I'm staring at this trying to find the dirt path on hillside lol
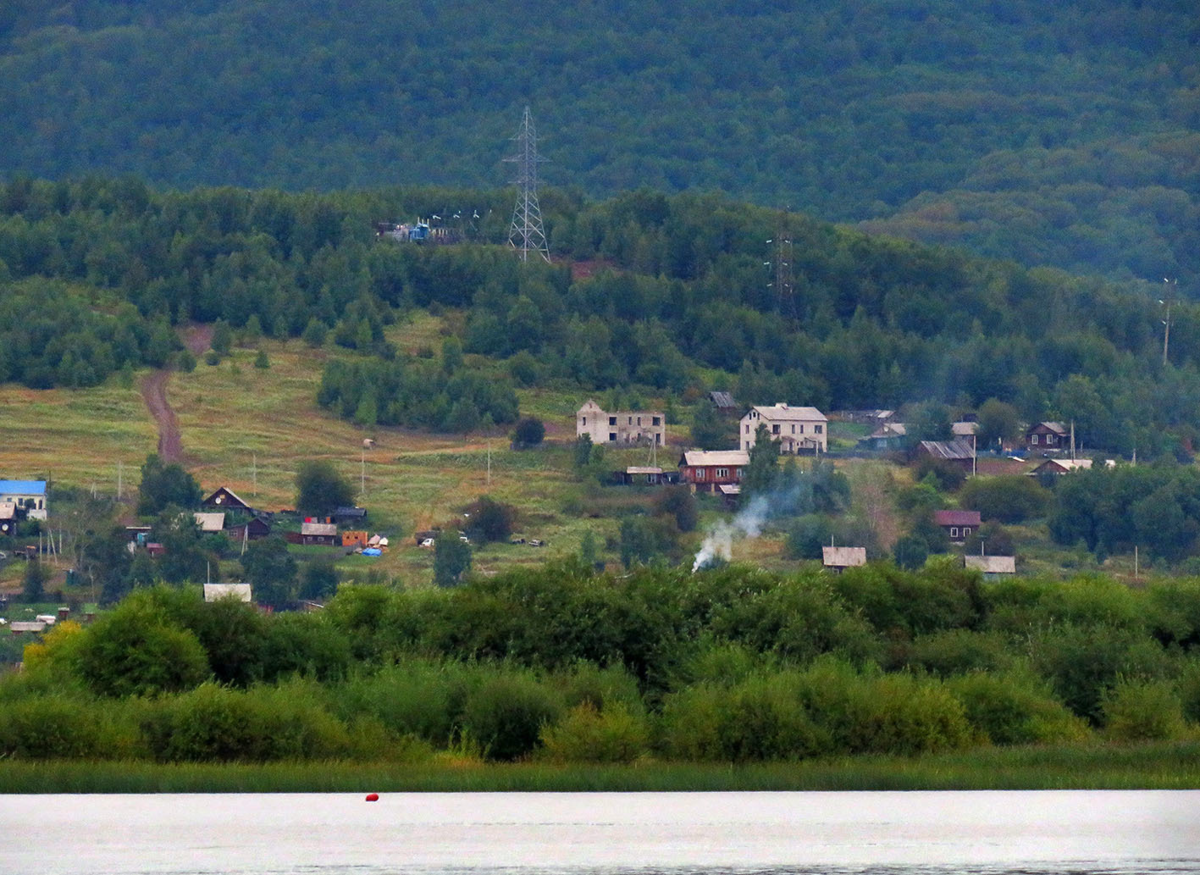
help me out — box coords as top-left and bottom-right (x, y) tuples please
(140, 325), (214, 464)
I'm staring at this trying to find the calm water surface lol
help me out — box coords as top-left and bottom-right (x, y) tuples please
(0, 791), (1197, 875)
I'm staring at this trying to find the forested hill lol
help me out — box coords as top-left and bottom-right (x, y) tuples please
(4, 179), (1200, 459)
(0, 0), (1196, 292)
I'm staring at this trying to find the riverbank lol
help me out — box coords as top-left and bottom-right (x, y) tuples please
(3, 741), (1200, 793)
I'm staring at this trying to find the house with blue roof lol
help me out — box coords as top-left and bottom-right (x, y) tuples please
(0, 480), (48, 520)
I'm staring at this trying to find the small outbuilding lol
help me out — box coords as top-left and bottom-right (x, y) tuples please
(964, 555), (1016, 579)
(300, 521), (339, 546)
(204, 583), (253, 603)
(193, 512), (226, 534)
(1029, 458), (1094, 476)
(823, 546), (867, 572)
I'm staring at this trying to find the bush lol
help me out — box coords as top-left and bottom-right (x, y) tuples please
(459, 672), (563, 761)
(511, 417), (545, 448)
(946, 672), (1088, 745)
(658, 674), (827, 762)
(902, 629), (1013, 677)
(1102, 679), (1188, 742)
(75, 604), (211, 698)
(0, 695), (120, 759)
(464, 496), (516, 544)
(330, 659), (469, 746)
(540, 702), (649, 763)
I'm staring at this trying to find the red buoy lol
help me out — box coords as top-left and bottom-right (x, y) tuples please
(365, 793), (379, 802)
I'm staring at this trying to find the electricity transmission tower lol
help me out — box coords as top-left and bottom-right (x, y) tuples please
(504, 106), (550, 263)
(766, 209), (796, 317)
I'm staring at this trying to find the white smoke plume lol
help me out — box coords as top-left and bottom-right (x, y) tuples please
(691, 483), (808, 571)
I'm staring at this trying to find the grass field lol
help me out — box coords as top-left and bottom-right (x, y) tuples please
(2, 741), (1199, 792)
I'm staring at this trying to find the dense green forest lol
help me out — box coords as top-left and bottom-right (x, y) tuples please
(0, 0), (1196, 289)
(4, 178), (1200, 456)
(4, 565), (1200, 763)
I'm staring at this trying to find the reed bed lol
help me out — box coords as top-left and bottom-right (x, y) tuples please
(3, 741), (1200, 794)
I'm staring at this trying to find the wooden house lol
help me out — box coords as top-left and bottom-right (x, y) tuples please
(333, 507), (368, 527)
(916, 439), (976, 472)
(1026, 422), (1068, 451)
(226, 516), (271, 542)
(860, 422), (907, 451)
(933, 510), (981, 543)
(708, 391), (738, 415)
(679, 450), (749, 493)
(201, 486), (253, 512)
(300, 521), (339, 546)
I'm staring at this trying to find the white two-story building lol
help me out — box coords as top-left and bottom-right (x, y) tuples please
(739, 404), (827, 454)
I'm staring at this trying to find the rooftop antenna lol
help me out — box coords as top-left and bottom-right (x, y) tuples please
(766, 208), (796, 318)
(504, 106), (550, 263)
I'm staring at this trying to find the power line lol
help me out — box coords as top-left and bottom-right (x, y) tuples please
(504, 106), (550, 263)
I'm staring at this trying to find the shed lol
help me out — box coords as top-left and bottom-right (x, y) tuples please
(204, 583), (253, 603)
(823, 546), (867, 571)
(709, 390), (738, 412)
(334, 506), (368, 526)
(916, 439), (976, 471)
(226, 516), (271, 542)
(964, 555), (1016, 578)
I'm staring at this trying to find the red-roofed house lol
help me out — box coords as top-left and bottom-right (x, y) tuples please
(933, 510), (981, 543)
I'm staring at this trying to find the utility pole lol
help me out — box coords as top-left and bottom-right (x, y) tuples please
(766, 209), (796, 318)
(1161, 278), (1177, 366)
(252, 453), (257, 498)
(486, 441), (492, 486)
(504, 106), (550, 263)
(117, 461), (123, 501)
(361, 447), (366, 500)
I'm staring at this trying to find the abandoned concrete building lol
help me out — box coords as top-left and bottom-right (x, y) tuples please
(576, 400), (665, 446)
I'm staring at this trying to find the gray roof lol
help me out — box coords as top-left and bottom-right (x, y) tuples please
(919, 439), (976, 461)
(745, 404), (827, 422)
(204, 583), (253, 602)
(823, 546), (867, 568)
(301, 522), (338, 536)
(964, 555), (1016, 574)
(681, 450), (750, 467)
(709, 391), (737, 409)
(193, 512), (226, 533)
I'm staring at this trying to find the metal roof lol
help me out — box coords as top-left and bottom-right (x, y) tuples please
(0, 480), (46, 495)
(933, 510), (982, 527)
(193, 512), (226, 533)
(681, 450), (750, 467)
(964, 555), (1016, 574)
(204, 583), (253, 603)
(823, 546), (867, 567)
(919, 439), (975, 461)
(301, 522), (338, 536)
(709, 391), (737, 409)
(745, 404), (827, 422)
(951, 421), (979, 436)
(625, 466), (663, 475)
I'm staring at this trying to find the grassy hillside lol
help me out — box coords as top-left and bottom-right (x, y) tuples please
(0, 0), (1196, 288)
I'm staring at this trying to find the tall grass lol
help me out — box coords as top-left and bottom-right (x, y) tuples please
(4, 741), (1200, 793)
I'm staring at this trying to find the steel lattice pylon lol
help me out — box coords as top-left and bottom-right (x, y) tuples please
(504, 106), (550, 263)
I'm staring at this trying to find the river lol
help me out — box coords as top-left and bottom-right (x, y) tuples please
(1, 791), (1197, 874)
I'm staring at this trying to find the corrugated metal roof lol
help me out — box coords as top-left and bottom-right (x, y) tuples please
(934, 510), (982, 527)
(193, 512), (226, 532)
(718, 484), (742, 495)
(964, 555), (1016, 574)
(681, 450), (750, 467)
(709, 391), (737, 409)
(823, 546), (867, 567)
(0, 480), (46, 495)
(919, 439), (975, 461)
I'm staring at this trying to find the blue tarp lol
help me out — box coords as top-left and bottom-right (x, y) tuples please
(362, 548), (382, 557)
